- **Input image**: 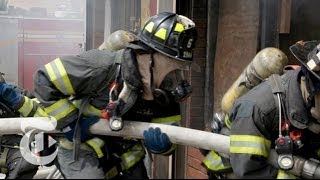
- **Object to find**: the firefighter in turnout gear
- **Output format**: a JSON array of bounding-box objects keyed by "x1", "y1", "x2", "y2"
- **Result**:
[
  {"x1": 204, "y1": 40, "x2": 320, "y2": 179},
  {"x1": 202, "y1": 47, "x2": 289, "y2": 179},
  {"x1": 0, "y1": 12, "x2": 197, "y2": 179},
  {"x1": 0, "y1": 73, "x2": 40, "y2": 179}
]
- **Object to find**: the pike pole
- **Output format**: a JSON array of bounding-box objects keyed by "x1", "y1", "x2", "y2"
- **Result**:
[{"x1": 0, "y1": 117, "x2": 318, "y2": 178}]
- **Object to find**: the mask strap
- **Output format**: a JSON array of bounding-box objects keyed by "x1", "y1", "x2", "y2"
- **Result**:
[{"x1": 149, "y1": 53, "x2": 155, "y2": 92}]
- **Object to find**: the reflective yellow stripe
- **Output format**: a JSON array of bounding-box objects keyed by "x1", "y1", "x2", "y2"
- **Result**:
[
  {"x1": 224, "y1": 114, "x2": 231, "y2": 129},
  {"x1": 105, "y1": 166, "x2": 118, "y2": 179},
  {"x1": 86, "y1": 104, "x2": 101, "y2": 117},
  {"x1": 145, "y1": 22, "x2": 154, "y2": 33},
  {"x1": 44, "y1": 99, "x2": 76, "y2": 121},
  {"x1": 174, "y1": 23, "x2": 184, "y2": 32},
  {"x1": 317, "y1": 148, "x2": 320, "y2": 157},
  {"x1": 151, "y1": 115, "x2": 181, "y2": 125},
  {"x1": 34, "y1": 107, "x2": 48, "y2": 117},
  {"x1": 121, "y1": 144, "x2": 145, "y2": 170},
  {"x1": 72, "y1": 99, "x2": 81, "y2": 108},
  {"x1": 86, "y1": 137, "x2": 105, "y2": 158},
  {"x1": 18, "y1": 96, "x2": 33, "y2": 117},
  {"x1": 54, "y1": 59, "x2": 75, "y2": 94},
  {"x1": 203, "y1": 150, "x2": 231, "y2": 171},
  {"x1": 230, "y1": 135, "x2": 271, "y2": 157},
  {"x1": 72, "y1": 99, "x2": 101, "y2": 117},
  {"x1": 45, "y1": 58, "x2": 75, "y2": 95},
  {"x1": 32, "y1": 98, "x2": 40, "y2": 103},
  {"x1": 155, "y1": 28, "x2": 167, "y2": 40},
  {"x1": 277, "y1": 170, "x2": 296, "y2": 179},
  {"x1": 45, "y1": 59, "x2": 64, "y2": 94}
]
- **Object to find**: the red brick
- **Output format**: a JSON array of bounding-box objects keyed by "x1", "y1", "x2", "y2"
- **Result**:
[
  {"x1": 187, "y1": 156, "x2": 208, "y2": 174},
  {"x1": 189, "y1": 107, "x2": 204, "y2": 117},
  {"x1": 186, "y1": 166, "x2": 208, "y2": 179},
  {"x1": 193, "y1": 47, "x2": 206, "y2": 58},
  {"x1": 187, "y1": 147, "x2": 205, "y2": 160},
  {"x1": 190, "y1": 97, "x2": 204, "y2": 107}
]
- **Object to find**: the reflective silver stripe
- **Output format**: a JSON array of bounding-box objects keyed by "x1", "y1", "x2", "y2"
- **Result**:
[
  {"x1": 203, "y1": 151, "x2": 230, "y2": 171},
  {"x1": 45, "y1": 58, "x2": 75, "y2": 95},
  {"x1": 44, "y1": 99, "x2": 76, "y2": 121},
  {"x1": 230, "y1": 135, "x2": 271, "y2": 157},
  {"x1": 18, "y1": 96, "x2": 34, "y2": 117}
]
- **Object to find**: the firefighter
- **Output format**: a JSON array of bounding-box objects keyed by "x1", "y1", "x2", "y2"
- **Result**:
[
  {"x1": 204, "y1": 40, "x2": 320, "y2": 179},
  {"x1": 0, "y1": 12, "x2": 197, "y2": 179},
  {"x1": 0, "y1": 73, "x2": 40, "y2": 179}
]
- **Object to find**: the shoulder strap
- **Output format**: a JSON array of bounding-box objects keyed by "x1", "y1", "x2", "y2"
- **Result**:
[
  {"x1": 268, "y1": 74, "x2": 284, "y2": 114},
  {"x1": 73, "y1": 97, "x2": 90, "y2": 161},
  {"x1": 268, "y1": 74, "x2": 292, "y2": 137},
  {"x1": 268, "y1": 74, "x2": 284, "y2": 95},
  {"x1": 268, "y1": 74, "x2": 288, "y2": 131},
  {"x1": 115, "y1": 49, "x2": 125, "y2": 64}
]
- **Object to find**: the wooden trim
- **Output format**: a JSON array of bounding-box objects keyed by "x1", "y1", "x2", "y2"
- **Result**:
[
  {"x1": 205, "y1": 0, "x2": 219, "y2": 130},
  {"x1": 279, "y1": 0, "x2": 291, "y2": 34}
]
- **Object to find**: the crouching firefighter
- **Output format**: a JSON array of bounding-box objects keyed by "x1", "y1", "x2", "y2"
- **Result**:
[
  {"x1": 5, "y1": 12, "x2": 198, "y2": 179},
  {"x1": 0, "y1": 73, "x2": 41, "y2": 179}
]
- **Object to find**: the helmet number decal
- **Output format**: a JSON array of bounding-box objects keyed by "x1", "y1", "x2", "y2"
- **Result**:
[{"x1": 187, "y1": 38, "x2": 194, "y2": 49}]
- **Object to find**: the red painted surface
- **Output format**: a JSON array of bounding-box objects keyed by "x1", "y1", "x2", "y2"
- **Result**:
[
  {"x1": 19, "y1": 19, "x2": 84, "y2": 32},
  {"x1": 17, "y1": 18, "x2": 84, "y2": 91}
]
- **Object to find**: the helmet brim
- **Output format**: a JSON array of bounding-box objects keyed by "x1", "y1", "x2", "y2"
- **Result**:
[
  {"x1": 290, "y1": 40, "x2": 320, "y2": 80},
  {"x1": 136, "y1": 36, "x2": 201, "y2": 72},
  {"x1": 289, "y1": 40, "x2": 320, "y2": 65}
]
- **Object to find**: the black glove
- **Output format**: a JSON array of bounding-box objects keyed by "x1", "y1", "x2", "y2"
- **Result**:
[
  {"x1": 63, "y1": 116, "x2": 100, "y2": 142},
  {"x1": 143, "y1": 127, "x2": 172, "y2": 154}
]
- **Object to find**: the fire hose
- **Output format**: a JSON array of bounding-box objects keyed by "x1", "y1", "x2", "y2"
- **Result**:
[{"x1": 0, "y1": 117, "x2": 319, "y2": 178}]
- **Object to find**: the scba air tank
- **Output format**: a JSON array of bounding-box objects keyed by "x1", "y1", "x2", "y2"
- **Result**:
[
  {"x1": 221, "y1": 47, "x2": 288, "y2": 113},
  {"x1": 98, "y1": 30, "x2": 137, "y2": 51}
]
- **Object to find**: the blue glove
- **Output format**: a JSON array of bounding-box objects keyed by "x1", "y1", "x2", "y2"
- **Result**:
[
  {"x1": 64, "y1": 116, "x2": 100, "y2": 142},
  {"x1": 0, "y1": 83, "x2": 21, "y2": 108},
  {"x1": 143, "y1": 127, "x2": 172, "y2": 154}
]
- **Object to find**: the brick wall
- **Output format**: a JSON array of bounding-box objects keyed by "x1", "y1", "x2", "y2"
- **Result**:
[
  {"x1": 186, "y1": 147, "x2": 208, "y2": 179},
  {"x1": 185, "y1": 0, "x2": 208, "y2": 179}
]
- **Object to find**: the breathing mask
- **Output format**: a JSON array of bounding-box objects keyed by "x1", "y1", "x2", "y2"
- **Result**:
[
  {"x1": 171, "y1": 80, "x2": 192, "y2": 102},
  {"x1": 153, "y1": 69, "x2": 192, "y2": 106}
]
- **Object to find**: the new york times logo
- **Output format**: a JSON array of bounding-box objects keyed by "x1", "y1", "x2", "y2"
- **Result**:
[{"x1": 19, "y1": 117, "x2": 58, "y2": 165}]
